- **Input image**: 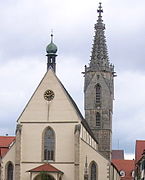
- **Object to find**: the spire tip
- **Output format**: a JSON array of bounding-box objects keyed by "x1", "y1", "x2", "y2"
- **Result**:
[
  {"x1": 51, "y1": 29, "x2": 53, "y2": 42},
  {"x1": 97, "y1": 2, "x2": 103, "y2": 17}
]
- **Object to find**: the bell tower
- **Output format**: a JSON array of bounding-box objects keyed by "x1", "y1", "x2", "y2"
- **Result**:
[
  {"x1": 46, "y1": 33, "x2": 58, "y2": 72},
  {"x1": 84, "y1": 3, "x2": 116, "y2": 160}
]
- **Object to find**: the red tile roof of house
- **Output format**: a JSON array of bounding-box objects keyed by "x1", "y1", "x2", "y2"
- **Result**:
[
  {"x1": 112, "y1": 160, "x2": 135, "y2": 180},
  {"x1": 28, "y1": 163, "x2": 63, "y2": 174},
  {"x1": 0, "y1": 136, "x2": 15, "y2": 147},
  {"x1": 135, "y1": 140, "x2": 145, "y2": 163},
  {"x1": 112, "y1": 150, "x2": 124, "y2": 160},
  {"x1": 0, "y1": 136, "x2": 15, "y2": 158}
]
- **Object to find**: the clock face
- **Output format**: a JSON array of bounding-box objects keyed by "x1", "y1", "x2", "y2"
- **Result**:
[{"x1": 44, "y1": 90, "x2": 55, "y2": 101}]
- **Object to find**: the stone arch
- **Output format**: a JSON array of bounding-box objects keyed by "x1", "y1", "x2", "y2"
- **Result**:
[
  {"x1": 42, "y1": 126, "x2": 56, "y2": 161},
  {"x1": 5, "y1": 161, "x2": 14, "y2": 180},
  {"x1": 34, "y1": 173, "x2": 55, "y2": 180},
  {"x1": 89, "y1": 161, "x2": 98, "y2": 180}
]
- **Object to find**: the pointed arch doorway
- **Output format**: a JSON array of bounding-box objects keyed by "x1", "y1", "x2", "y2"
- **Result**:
[{"x1": 34, "y1": 174, "x2": 55, "y2": 180}]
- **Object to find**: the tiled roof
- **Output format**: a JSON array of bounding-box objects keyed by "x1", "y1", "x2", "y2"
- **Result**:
[
  {"x1": 112, "y1": 150, "x2": 124, "y2": 160},
  {"x1": 112, "y1": 160, "x2": 135, "y2": 180},
  {"x1": 135, "y1": 140, "x2": 145, "y2": 163},
  {"x1": 28, "y1": 163, "x2": 63, "y2": 174},
  {"x1": 0, "y1": 136, "x2": 15, "y2": 147},
  {"x1": 0, "y1": 136, "x2": 15, "y2": 158},
  {"x1": 0, "y1": 148, "x2": 9, "y2": 158}
]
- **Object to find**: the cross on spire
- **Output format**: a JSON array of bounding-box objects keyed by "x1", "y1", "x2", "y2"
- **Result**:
[
  {"x1": 51, "y1": 29, "x2": 53, "y2": 43},
  {"x1": 97, "y1": 2, "x2": 103, "y2": 17}
]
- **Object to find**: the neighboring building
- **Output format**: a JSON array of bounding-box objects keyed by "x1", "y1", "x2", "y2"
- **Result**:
[
  {"x1": 112, "y1": 159, "x2": 135, "y2": 180},
  {"x1": 0, "y1": 3, "x2": 120, "y2": 180},
  {"x1": 135, "y1": 140, "x2": 145, "y2": 164},
  {"x1": 134, "y1": 140, "x2": 145, "y2": 180},
  {"x1": 112, "y1": 150, "x2": 124, "y2": 160},
  {"x1": 112, "y1": 150, "x2": 135, "y2": 180},
  {"x1": 110, "y1": 162, "x2": 120, "y2": 180},
  {"x1": 0, "y1": 136, "x2": 15, "y2": 180},
  {"x1": 0, "y1": 136, "x2": 15, "y2": 159}
]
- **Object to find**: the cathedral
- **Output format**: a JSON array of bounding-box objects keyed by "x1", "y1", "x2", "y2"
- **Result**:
[{"x1": 0, "y1": 3, "x2": 120, "y2": 180}]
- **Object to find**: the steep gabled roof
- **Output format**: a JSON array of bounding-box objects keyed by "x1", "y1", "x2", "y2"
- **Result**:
[
  {"x1": 28, "y1": 163, "x2": 63, "y2": 174},
  {"x1": 112, "y1": 159, "x2": 135, "y2": 179},
  {"x1": 0, "y1": 136, "x2": 15, "y2": 147},
  {"x1": 0, "y1": 136, "x2": 15, "y2": 158},
  {"x1": 58, "y1": 79, "x2": 98, "y2": 144},
  {"x1": 135, "y1": 140, "x2": 145, "y2": 163},
  {"x1": 17, "y1": 68, "x2": 98, "y2": 144}
]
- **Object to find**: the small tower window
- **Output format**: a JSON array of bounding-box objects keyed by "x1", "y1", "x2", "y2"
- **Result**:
[
  {"x1": 96, "y1": 112, "x2": 101, "y2": 127},
  {"x1": 44, "y1": 127, "x2": 55, "y2": 161},
  {"x1": 96, "y1": 84, "x2": 101, "y2": 104}
]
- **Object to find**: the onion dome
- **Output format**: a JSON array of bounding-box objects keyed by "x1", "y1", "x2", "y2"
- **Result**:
[{"x1": 46, "y1": 34, "x2": 57, "y2": 54}]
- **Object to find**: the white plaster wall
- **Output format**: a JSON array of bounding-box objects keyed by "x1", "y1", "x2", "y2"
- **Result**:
[
  {"x1": 21, "y1": 123, "x2": 76, "y2": 162},
  {"x1": 17, "y1": 69, "x2": 83, "y2": 179},
  {"x1": 20, "y1": 122, "x2": 78, "y2": 180},
  {"x1": 18, "y1": 69, "x2": 81, "y2": 123},
  {"x1": 80, "y1": 139, "x2": 109, "y2": 180}
]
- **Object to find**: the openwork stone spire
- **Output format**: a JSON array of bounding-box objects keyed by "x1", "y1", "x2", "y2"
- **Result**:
[
  {"x1": 90, "y1": 3, "x2": 114, "y2": 72},
  {"x1": 84, "y1": 2, "x2": 116, "y2": 160}
]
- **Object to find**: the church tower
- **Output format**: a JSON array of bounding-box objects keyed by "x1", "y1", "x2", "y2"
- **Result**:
[
  {"x1": 84, "y1": 3, "x2": 116, "y2": 160},
  {"x1": 46, "y1": 33, "x2": 58, "y2": 72}
]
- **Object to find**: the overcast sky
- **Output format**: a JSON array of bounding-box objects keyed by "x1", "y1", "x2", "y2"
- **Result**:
[{"x1": 1, "y1": 0, "x2": 145, "y2": 159}]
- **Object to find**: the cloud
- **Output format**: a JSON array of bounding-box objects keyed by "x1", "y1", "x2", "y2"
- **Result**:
[
  {"x1": 113, "y1": 71, "x2": 145, "y2": 153},
  {"x1": 0, "y1": 57, "x2": 45, "y2": 135},
  {"x1": 1, "y1": 0, "x2": 145, "y2": 156},
  {"x1": 124, "y1": 153, "x2": 135, "y2": 160}
]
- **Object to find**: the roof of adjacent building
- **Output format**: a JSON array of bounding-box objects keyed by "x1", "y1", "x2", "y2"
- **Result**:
[
  {"x1": 135, "y1": 140, "x2": 145, "y2": 163},
  {"x1": 112, "y1": 150, "x2": 124, "y2": 160},
  {"x1": 28, "y1": 163, "x2": 63, "y2": 174},
  {"x1": 0, "y1": 136, "x2": 15, "y2": 158},
  {"x1": 112, "y1": 159, "x2": 135, "y2": 179}
]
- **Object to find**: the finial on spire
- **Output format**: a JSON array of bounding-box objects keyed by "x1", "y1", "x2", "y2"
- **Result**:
[
  {"x1": 97, "y1": 2, "x2": 103, "y2": 17},
  {"x1": 51, "y1": 29, "x2": 53, "y2": 43}
]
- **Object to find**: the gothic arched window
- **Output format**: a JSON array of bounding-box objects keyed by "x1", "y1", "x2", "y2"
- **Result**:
[
  {"x1": 7, "y1": 162, "x2": 13, "y2": 180},
  {"x1": 96, "y1": 112, "x2": 101, "y2": 127},
  {"x1": 44, "y1": 127, "x2": 55, "y2": 161},
  {"x1": 90, "y1": 162, "x2": 97, "y2": 180},
  {"x1": 96, "y1": 84, "x2": 101, "y2": 104}
]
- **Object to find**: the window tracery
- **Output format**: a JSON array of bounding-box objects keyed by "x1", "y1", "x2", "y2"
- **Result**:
[
  {"x1": 44, "y1": 127, "x2": 55, "y2": 161},
  {"x1": 7, "y1": 162, "x2": 13, "y2": 180}
]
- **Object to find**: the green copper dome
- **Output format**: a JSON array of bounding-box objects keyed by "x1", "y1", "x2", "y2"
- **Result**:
[{"x1": 46, "y1": 34, "x2": 57, "y2": 54}]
